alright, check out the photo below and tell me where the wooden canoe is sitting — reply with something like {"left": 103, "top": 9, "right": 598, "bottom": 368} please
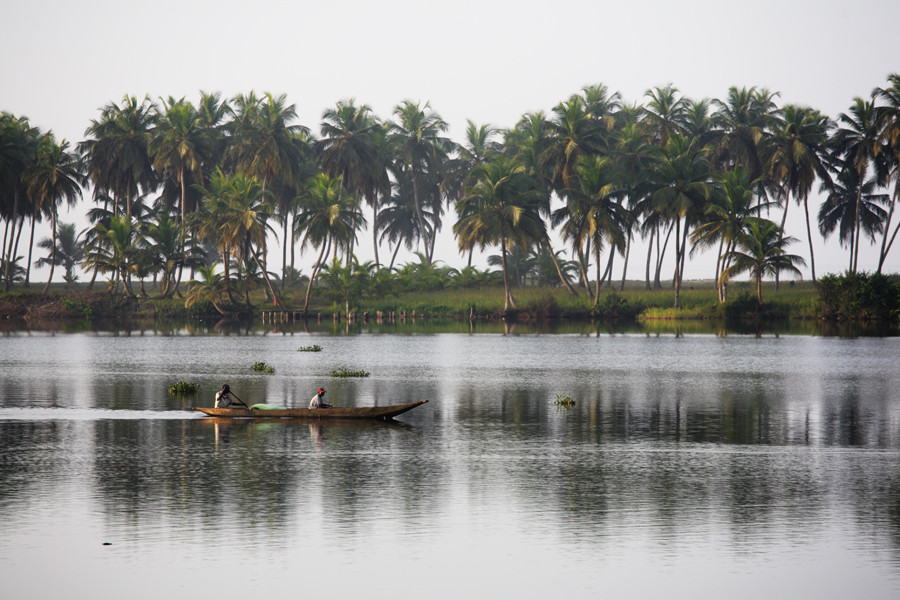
{"left": 192, "top": 400, "right": 428, "bottom": 420}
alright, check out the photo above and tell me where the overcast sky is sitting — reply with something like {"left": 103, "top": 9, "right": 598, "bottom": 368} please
{"left": 4, "top": 0, "right": 900, "bottom": 281}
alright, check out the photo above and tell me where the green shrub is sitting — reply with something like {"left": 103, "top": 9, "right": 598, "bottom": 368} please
{"left": 168, "top": 381, "right": 200, "bottom": 395}
{"left": 330, "top": 367, "right": 369, "bottom": 377}
{"left": 818, "top": 272, "right": 900, "bottom": 321}
{"left": 252, "top": 362, "right": 275, "bottom": 374}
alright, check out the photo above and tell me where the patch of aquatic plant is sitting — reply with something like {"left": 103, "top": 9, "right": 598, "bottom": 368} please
{"left": 637, "top": 306, "right": 707, "bottom": 320}
{"left": 168, "top": 381, "right": 200, "bottom": 395}
{"left": 298, "top": 345, "right": 322, "bottom": 352}
{"left": 252, "top": 361, "right": 275, "bottom": 374}
{"left": 330, "top": 367, "right": 370, "bottom": 378}
{"left": 554, "top": 393, "right": 576, "bottom": 408}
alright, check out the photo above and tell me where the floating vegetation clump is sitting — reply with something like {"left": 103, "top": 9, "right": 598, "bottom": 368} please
{"left": 554, "top": 393, "right": 576, "bottom": 408}
{"left": 252, "top": 362, "right": 275, "bottom": 374}
{"left": 168, "top": 381, "right": 200, "bottom": 395}
{"left": 330, "top": 367, "right": 370, "bottom": 378}
{"left": 298, "top": 345, "right": 322, "bottom": 352}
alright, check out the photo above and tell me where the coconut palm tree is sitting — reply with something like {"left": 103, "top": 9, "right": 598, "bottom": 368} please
{"left": 294, "top": 173, "right": 365, "bottom": 314}
{"left": 80, "top": 95, "right": 157, "bottom": 218}
{"left": 643, "top": 84, "right": 688, "bottom": 147}
{"left": 818, "top": 166, "right": 889, "bottom": 270}
{"left": 317, "top": 100, "right": 382, "bottom": 265}
{"left": 721, "top": 219, "right": 806, "bottom": 305}
{"left": 763, "top": 104, "right": 832, "bottom": 282}
{"left": 27, "top": 137, "right": 86, "bottom": 292}
{"left": 829, "top": 97, "right": 882, "bottom": 272}
{"left": 873, "top": 73, "right": 900, "bottom": 273}
{"left": 35, "top": 221, "right": 83, "bottom": 286}
{"left": 184, "top": 263, "right": 232, "bottom": 316}
{"left": 82, "top": 215, "right": 138, "bottom": 296}
{"left": 561, "top": 155, "right": 627, "bottom": 305}
{"left": 1, "top": 113, "right": 41, "bottom": 290}
{"left": 150, "top": 97, "right": 215, "bottom": 226}
{"left": 453, "top": 157, "right": 546, "bottom": 311}
{"left": 645, "top": 135, "right": 714, "bottom": 307}
{"left": 389, "top": 101, "right": 452, "bottom": 258}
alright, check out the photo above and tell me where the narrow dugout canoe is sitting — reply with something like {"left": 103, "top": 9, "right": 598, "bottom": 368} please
{"left": 192, "top": 400, "right": 428, "bottom": 420}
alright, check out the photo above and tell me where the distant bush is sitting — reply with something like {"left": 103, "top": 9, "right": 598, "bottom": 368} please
{"left": 168, "top": 381, "right": 199, "bottom": 395}
{"left": 818, "top": 272, "right": 900, "bottom": 321}
{"left": 252, "top": 362, "right": 275, "bottom": 374}
{"left": 298, "top": 345, "right": 322, "bottom": 352}
{"left": 330, "top": 367, "right": 369, "bottom": 377}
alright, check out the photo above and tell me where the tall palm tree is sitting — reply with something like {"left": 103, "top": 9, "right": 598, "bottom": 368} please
{"left": 541, "top": 94, "right": 605, "bottom": 191}
{"left": 294, "top": 173, "right": 365, "bottom": 314}
{"left": 317, "top": 100, "right": 381, "bottom": 265}
{"left": 389, "top": 100, "right": 452, "bottom": 259}
{"left": 1, "top": 113, "right": 41, "bottom": 290}
{"left": 721, "top": 219, "right": 806, "bottom": 305}
{"left": 453, "top": 157, "right": 546, "bottom": 311}
{"left": 710, "top": 86, "right": 778, "bottom": 181}
{"left": 818, "top": 166, "right": 889, "bottom": 270}
{"left": 643, "top": 84, "right": 688, "bottom": 147}
{"left": 763, "top": 104, "right": 832, "bottom": 282}
{"left": 82, "top": 215, "right": 138, "bottom": 296}
{"left": 27, "top": 137, "right": 86, "bottom": 292}
{"left": 645, "top": 135, "right": 714, "bottom": 307}
{"left": 80, "top": 95, "right": 157, "bottom": 218}
{"left": 830, "top": 97, "right": 882, "bottom": 272}
{"left": 150, "top": 97, "right": 214, "bottom": 226}
{"left": 562, "top": 155, "right": 627, "bottom": 305}
{"left": 872, "top": 73, "right": 900, "bottom": 272}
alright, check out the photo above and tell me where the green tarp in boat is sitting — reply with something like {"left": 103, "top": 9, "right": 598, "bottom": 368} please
{"left": 249, "top": 404, "right": 284, "bottom": 410}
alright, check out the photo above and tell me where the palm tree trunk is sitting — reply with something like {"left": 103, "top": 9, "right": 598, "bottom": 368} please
{"left": 411, "top": 173, "right": 429, "bottom": 254}
{"left": 593, "top": 239, "right": 602, "bottom": 307}
{"left": 500, "top": 236, "right": 516, "bottom": 311}
{"left": 673, "top": 219, "right": 682, "bottom": 308}
{"left": 25, "top": 216, "right": 36, "bottom": 288}
{"left": 645, "top": 227, "right": 655, "bottom": 290}
{"left": 302, "top": 241, "right": 329, "bottom": 315}
{"left": 42, "top": 212, "right": 58, "bottom": 294}
{"left": 620, "top": 231, "right": 632, "bottom": 291}
{"left": 876, "top": 184, "right": 898, "bottom": 274}
{"left": 802, "top": 196, "right": 816, "bottom": 282}
{"left": 4, "top": 191, "right": 19, "bottom": 291}
{"left": 372, "top": 202, "right": 380, "bottom": 269}
{"left": 282, "top": 217, "right": 289, "bottom": 291}
{"left": 251, "top": 246, "right": 284, "bottom": 311}
{"left": 544, "top": 237, "right": 576, "bottom": 295}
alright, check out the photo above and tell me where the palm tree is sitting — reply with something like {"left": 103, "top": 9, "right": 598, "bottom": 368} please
{"left": 82, "top": 215, "right": 138, "bottom": 296}
{"left": 317, "top": 100, "right": 381, "bottom": 265}
{"left": 541, "top": 94, "right": 606, "bottom": 191}
{"left": 184, "top": 263, "right": 232, "bottom": 316}
{"left": 294, "top": 173, "right": 365, "bottom": 314}
{"left": 829, "top": 97, "right": 882, "bottom": 272}
{"left": 27, "top": 137, "right": 86, "bottom": 292}
{"left": 710, "top": 86, "right": 778, "bottom": 180}
{"left": 35, "top": 221, "right": 82, "bottom": 286}
{"left": 645, "top": 135, "right": 714, "bottom": 307}
{"left": 763, "top": 104, "right": 832, "bottom": 282}
{"left": 150, "top": 97, "right": 215, "bottom": 226}
{"left": 818, "top": 166, "right": 889, "bottom": 270}
{"left": 721, "top": 219, "right": 806, "bottom": 305}
{"left": 643, "top": 84, "right": 688, "bottom": 147}
{"left": 1, "top": 113, "right": 41, "bottom": 290}
{"left": 872, "top": 73, "right": 900, "bottom": 272}
{"left": 691, "top": 167, "right": 775, "bottom": 301}
{"left": 389, "top": 101, "right": 452, "bottom": 258}
{"left": 80, "top": 95, "right": 157, "bottom": 218}
{"left": 453, "top": 157, "right": 546, "bottom": 311}
{"left": 561, "top": 155, "right": 627, "bottom": 305}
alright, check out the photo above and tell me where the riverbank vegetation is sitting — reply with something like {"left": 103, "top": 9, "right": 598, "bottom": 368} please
{"left": 3, "top": 76, "right": 900, "bottom": 324}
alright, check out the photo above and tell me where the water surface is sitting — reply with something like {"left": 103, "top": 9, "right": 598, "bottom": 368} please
{"left": 1, "top": 325, "right": 898, "bottom": 599}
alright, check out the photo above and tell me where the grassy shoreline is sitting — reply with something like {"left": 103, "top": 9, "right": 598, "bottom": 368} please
{"left": 0, "top": 279, "right": 822, "bottom": 323}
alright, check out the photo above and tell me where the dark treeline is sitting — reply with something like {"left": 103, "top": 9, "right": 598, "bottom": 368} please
{"left": 3, "top": 76, "right": 900, "bottom": 315}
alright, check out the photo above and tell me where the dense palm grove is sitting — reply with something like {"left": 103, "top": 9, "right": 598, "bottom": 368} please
{"left": 3, "top": 76, "right": 900, "bottom": 314}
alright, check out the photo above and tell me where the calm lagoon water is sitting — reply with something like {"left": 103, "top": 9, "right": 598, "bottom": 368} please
{"left": 1, "top": 321, "right": 899, "bottom": 599}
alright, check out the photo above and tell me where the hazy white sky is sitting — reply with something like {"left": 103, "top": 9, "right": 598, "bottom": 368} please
{"left": 4, "top": 0, "right": 900, "bottom": 280}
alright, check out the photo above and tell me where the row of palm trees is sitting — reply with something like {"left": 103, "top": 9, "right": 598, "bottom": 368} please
{"left": 3, "top": 75, "right": 900, "bottom": 311}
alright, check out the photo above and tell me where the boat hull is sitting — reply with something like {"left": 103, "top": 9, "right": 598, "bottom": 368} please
{"left": 192, "top": 400, "right": 428, "bottom": 420}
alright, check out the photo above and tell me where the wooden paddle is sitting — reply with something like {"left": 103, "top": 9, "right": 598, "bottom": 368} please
{"left": 229, "top": 391, "right": 250, "bottom": 409}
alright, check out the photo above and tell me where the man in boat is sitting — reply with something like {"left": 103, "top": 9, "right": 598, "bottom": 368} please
{"left": 309, "top": 387, "right": 332, "bottom": 409}
{"left": 215, "top": 384, "right": 248, "bottom": 408}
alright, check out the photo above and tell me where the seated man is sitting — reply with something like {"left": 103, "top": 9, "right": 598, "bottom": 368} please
{"left": 309, "top": 387, "right": 332, "bottom": 409}
{"left": 215, "top": 384, "right": 247, "bottom": 408}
